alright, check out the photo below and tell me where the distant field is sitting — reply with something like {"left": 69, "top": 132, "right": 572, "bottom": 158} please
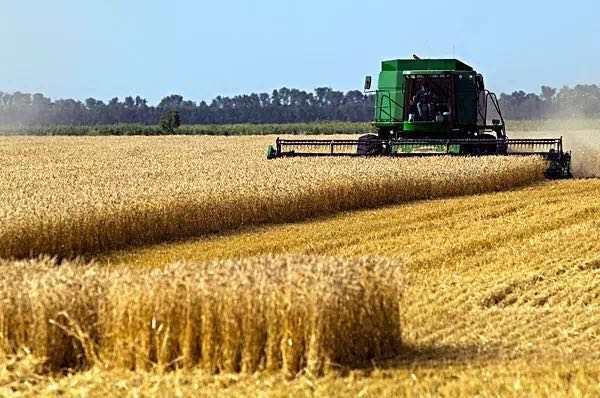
{"left": 0, "top": 118, "right": 598, "bottom": 136}
{"left": 0, "top": 122, "right": 372, "bottom": 136}
{"left": 507, "top": 118, "right": 600, "bottom": 131}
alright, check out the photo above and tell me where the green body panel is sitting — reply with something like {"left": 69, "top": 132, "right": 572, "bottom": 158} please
{"left": 393, "top": 143, "right": 462, "bottom": 154}
{"left": 453, "top": 72, "right": 478, "bottom": 124}
{"left": 403, "top": 121, "right": 450, "bottom": 133}
{"left": 374, "top": 58, "right": 477, "bottom": 132}
{"left": 375, "top": 70, "right": 404, "bottom": 123}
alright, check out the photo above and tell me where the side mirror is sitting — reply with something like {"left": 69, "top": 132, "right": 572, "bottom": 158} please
{"left": 364, "top": 75, "right": 372, "bottom": 91}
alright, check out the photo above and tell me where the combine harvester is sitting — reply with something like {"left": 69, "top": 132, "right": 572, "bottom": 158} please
{"left": 267, "top": 56, "right": 572, "bottom": 178}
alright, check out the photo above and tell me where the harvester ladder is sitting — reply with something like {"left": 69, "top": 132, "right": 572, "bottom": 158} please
{"left": 375, "top": 90, "right": 404, "bottom": 123}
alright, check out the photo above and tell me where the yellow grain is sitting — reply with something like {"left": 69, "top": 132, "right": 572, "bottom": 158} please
{"left": 0, "top": 256, "right": 402, "bottom": 376}
{"left": 0, "top": 135, "right": 546, "bottom": 259}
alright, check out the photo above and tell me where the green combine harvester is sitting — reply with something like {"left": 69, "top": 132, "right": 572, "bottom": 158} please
{"left": 267, "top": 56, "right": 572, "bottom": 178}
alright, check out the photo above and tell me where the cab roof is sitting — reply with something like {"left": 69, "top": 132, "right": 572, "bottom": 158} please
{"left": 382, "top": 58, "right": 474, "bottom": 72}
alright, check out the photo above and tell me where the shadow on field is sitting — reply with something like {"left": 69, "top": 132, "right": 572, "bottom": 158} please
{"left": 394, "top": 343, "right": 494, "bottom": 366}
{"left": 333, "top": 343, "right": 494, "bottom": 376}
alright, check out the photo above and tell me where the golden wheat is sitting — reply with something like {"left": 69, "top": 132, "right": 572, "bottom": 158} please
{"left": 97, "top": 178, "right": 600, "bottom": 396}
{"left": 0, "top": 135, "right": 546, "bottom": 259}
{"left": 0, "top": 255, "right": 402, "bottom": 376}
{"left": 0, "top": 134, "right": 591, "bottom": 396}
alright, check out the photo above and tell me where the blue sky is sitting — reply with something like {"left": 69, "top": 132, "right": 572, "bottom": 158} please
{"left": 1, "top": 0, "right": 598, "bottom": 104}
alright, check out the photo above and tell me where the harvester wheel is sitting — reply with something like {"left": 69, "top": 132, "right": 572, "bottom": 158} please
{"left": 357, "top": 134, "right": 383, "bottom": 155}
{"left": 266, "top": 145, "right": 277, "bottom": 159}
{"left": 470, "top": 134, "right": 498, "bottom": 155}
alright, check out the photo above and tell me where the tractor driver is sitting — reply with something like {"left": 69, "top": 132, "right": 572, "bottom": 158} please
{"left": 415, "top": 83, "right": 429, "bottom": 101}
{"left": 408, "top": 96, "right": 418, "bottom": 121}
{"left": 416, "top": 83, "right": 436, "bottom": 121}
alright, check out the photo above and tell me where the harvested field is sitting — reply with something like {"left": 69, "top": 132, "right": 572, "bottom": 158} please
{"left": 3, "top": 359, "right": 600, "bottom": 397}
{"left": 100, "top": 178, "right": 600, "bottom": 397}
{"left": 0, "top": 256, "right": 402, "bottom": 376}
{"left": 0, "top": 136, "right": 545, "bottom": 259}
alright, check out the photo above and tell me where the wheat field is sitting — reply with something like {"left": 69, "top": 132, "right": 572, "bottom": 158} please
{"left": 2, "top": 178, "right": 600, "bottom": 397}
{"left": 100, "top": 178, "right": 600, "bottom": 397}
{"left": 0, "top": 136, "right": 545, "bottom": 259}
{"left": 0, "top": 132, "right": 599, "bottom": 397}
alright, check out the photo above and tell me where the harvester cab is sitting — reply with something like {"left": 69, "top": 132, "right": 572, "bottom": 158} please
{"left": 266, "top": 57, "right": 572, "bottom": 179}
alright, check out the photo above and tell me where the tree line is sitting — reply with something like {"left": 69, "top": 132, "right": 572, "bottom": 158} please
{"left": 0, "top": 88, "right": 373, "bottom": 126}
{"left": 498, "top": 85, "right": 600, "bottom": 119}
{"left": 0, "top": 84, "right": 598, "bottom": 126}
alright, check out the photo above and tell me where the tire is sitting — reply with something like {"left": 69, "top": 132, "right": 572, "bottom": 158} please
{"left": 470, "top": 133, "right": 499, "bottom": 155}
{"left": 357, "top": 134, "right": 383, "bottom": 155}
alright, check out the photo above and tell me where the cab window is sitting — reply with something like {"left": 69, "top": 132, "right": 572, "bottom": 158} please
{"left": 405, "top": 75, "right": 452, "bottom": 122}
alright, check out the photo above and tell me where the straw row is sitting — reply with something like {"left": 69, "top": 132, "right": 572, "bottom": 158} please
{"left": 0, "top": 256, "right": 403, "bottom": 376}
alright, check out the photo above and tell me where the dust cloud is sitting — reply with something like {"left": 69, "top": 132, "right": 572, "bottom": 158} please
{"left": 512, "top": 125, "right": 600, "bottom": 178}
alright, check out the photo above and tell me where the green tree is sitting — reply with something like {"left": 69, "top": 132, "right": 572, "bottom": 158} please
{"left": 541, "top": 86, "right": 556, "bottom": 102}
{"left": 159, "top": 109, "right": 181, "bottom": 133}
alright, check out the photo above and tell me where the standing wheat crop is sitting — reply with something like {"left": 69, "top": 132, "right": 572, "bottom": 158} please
{"left": 0, "top": 255, "right": 403, "bottom": 376}
{"left": 0, "top": 136, "right": 546, "bottom": 259}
